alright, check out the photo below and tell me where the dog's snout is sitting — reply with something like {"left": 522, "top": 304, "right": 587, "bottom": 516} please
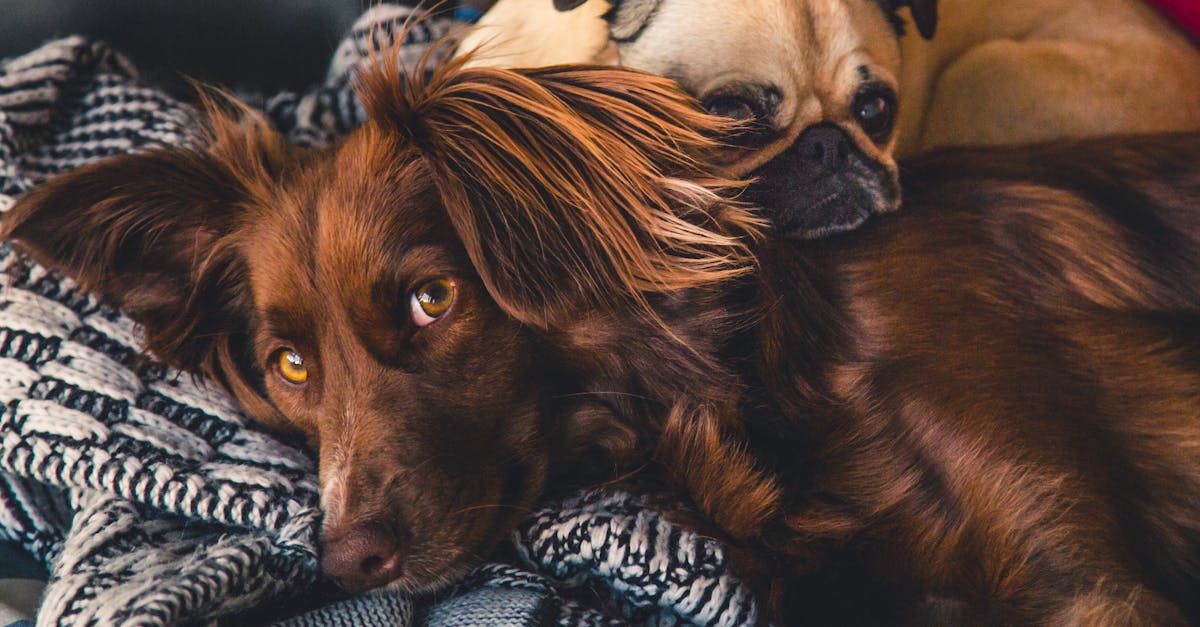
{"left": 749, "top": 122, "right": 898, "bottom": 240}
{"left": 321, "top": 522, "right": 407, "bottom": 591}
{"left": 796, "top": 124, "right": 851, "bottom": 176}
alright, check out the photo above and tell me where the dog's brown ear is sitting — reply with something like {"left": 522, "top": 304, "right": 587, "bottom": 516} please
{"left": 1, "top": 95, "right": 284, "bottom": 391}
{"left": 360, "top": 57, "right": 763, "bottom": 328}
{"left": 605, "top": 0, "right": 660, "bottom": 42}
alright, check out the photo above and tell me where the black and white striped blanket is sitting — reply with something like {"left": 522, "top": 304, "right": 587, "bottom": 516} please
{"left": 0, "top": 5, "right": 764, "bottom": 626}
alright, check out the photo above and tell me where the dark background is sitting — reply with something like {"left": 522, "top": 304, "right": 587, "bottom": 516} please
{"left": 0, "top": 1, "right": 375, "bottom": 95}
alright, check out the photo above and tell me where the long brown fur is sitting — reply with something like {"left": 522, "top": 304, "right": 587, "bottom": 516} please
{"left": 357, "top": 45, "right": 763, "bottom": 328}
{"left": 710, "top": 133, "right": 1200, "bottom": 624}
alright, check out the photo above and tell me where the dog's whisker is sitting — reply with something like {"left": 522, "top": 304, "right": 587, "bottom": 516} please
{"left": 447, "top": 503, "right": 533, "bottom": 517}
{"left": 552, "top": 391, "right": 656, "bottom": 402}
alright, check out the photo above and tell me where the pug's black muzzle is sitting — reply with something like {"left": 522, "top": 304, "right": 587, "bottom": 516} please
{"left": 749, "top": 123, "right": 899, "bottom": 240}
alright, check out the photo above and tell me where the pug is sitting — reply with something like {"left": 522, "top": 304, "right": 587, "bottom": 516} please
{"left": 457, "top": 0, "right": 1200, "bottom": 239}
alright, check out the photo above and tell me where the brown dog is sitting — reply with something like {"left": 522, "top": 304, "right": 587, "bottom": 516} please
{"left": 458, "top": 0, "right": 1200, "bottom": 240}
{"left": 0, "top": 58, "right": 772, "bottom": 593}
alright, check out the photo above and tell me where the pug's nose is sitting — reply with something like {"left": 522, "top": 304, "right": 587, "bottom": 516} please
{"left": 795, "top": 124, "right": 851, "bottom": 175}
{"left": 321, "top": 521, "right": 406, "bottom": 591}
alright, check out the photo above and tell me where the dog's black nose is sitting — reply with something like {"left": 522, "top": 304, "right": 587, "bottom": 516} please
{"left": 795, "top": 124, "right": 851, "bottom": 177}
{"left": 321, "top": 521, "right": 407, "bottom": 591}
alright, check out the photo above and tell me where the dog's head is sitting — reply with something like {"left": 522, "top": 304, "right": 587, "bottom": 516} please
{"left": 462, "top": 0, "right": 938, "bottom": 238}
{"left": 1, "top": 58, "right": 757, "bottom": 592}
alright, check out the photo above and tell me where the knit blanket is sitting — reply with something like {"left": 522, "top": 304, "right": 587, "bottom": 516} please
{"left": 0, "top": 5, "right": 764, "bottom": 627}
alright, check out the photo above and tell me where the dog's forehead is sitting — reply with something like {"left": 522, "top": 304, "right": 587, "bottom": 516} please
{"left": 616, "top": 0, "right": 898, "bottom": 99}
{"left": 245, "top": 136, "right": 451, "bottom": 299}
{"left": 315, "top": 132, "right": 448, "bottom": 241}
{"left": 616, "top": 0, "right": 795, "bottom": 91}
{"left": 612, "top": 0, "right": 900, "bottom": 173}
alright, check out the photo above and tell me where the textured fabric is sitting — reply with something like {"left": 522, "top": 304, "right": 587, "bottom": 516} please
{"left": 427, "top": 585, "right": 549, "bottom": 627}
{"left": 0, "top": 5, "right": 767, "bottom": 626}
{"left": 432, "top": 588, "right": 548, "bottom": 626}
{"left": 519, "top": 492, "right": 762, "bottom": 627}
{"left": 430, "top": 564, "right": 628, "bottom": 627}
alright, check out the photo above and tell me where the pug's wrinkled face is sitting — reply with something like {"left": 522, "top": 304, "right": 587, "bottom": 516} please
{"left": 609, "top": 0, "right": 904, "bottom": 238}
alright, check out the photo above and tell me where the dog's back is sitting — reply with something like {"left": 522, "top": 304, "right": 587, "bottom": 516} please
{"left": 745, "top": 132, "right": 1200, "bottom": 623}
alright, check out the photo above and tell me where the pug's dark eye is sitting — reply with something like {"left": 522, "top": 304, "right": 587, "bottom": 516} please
{"left": 852, "top": 87, "right": 897, "bottom": 144}
{"left": 701, "top": 85, "right": 780, "bottom": 147}
{"left": 704, "top": 96, "right": 760, "bottom": 123}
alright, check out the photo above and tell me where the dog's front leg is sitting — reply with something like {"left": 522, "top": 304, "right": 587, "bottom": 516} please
{"left": 653, "top": 396, "right": 783, "bottom": 538}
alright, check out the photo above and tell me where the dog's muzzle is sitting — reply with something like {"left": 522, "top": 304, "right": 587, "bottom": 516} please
{"left": 749, "top": 123, "right": 899, "bottom": 240}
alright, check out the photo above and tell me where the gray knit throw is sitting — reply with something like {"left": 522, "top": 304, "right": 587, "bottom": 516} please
{"left": 0, "top": 5, "right": 764, "bottom": 626}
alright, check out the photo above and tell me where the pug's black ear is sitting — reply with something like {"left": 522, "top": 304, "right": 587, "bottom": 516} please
{"left": 606, "top": 0, "right": 660, "bottom": 42}
{"left": 879, "top": 0, "right": 937, "bottom": 39}
{"left": 905, "top": 0, "right": 938, "bottom": 39}
{"left": 553, "top": 0, "right": 591, "bottom": 9}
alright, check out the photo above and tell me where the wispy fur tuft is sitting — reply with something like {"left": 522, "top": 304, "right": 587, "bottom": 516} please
{"left": 356, "top": 35, "right": 764, "bottom": 327}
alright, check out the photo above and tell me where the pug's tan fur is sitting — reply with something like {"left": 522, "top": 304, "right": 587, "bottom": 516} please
{"left": 897, "top": 0, "right": 1200, "bottom": 152}
{"left": 459, "top": 0, "right": 1200, "bottom": 171}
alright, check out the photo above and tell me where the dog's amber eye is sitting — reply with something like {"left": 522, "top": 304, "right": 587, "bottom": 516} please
{"left": 411, "top": 278, "right": 456, "bottom": 327}
{"left": 852, "top": 87, "right": 897, "bottom": 144}
{"left": 275, "top": 349, "right": 308, "bottom": 384}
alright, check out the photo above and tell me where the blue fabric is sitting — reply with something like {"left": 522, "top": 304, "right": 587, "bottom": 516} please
{"left": 0, "top": 540, "right": 46, "bottom": 580}
{"left": 1, "top": 540, "right": 43, "bottom": 627}
{"left": 427, "top": 587, "right": 549, "bottom": 627}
